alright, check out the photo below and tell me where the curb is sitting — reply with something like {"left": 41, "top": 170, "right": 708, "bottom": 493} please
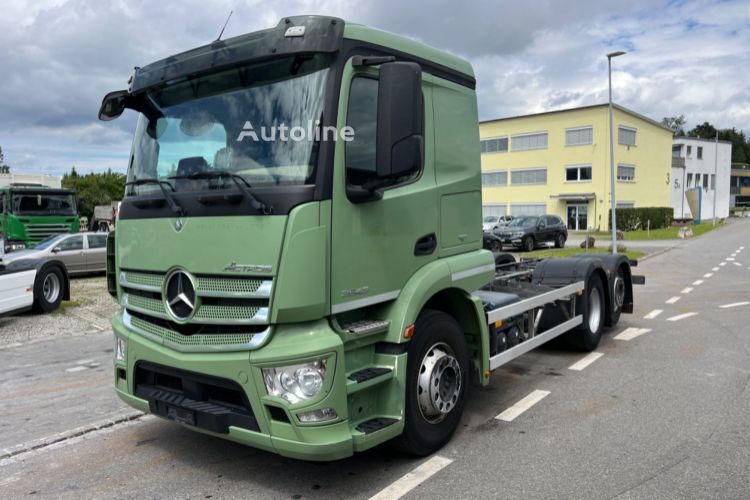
{"left": 1, "top": 411, "right": 144, "bottom": 461}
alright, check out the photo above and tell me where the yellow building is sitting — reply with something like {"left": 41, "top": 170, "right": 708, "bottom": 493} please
{"left": 480, "top": 104, "right": 673, "bottom": 231}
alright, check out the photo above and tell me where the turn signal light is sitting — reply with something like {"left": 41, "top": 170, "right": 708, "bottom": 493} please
{"left": 404, "top": 324, "right": 415, "bottom": 339}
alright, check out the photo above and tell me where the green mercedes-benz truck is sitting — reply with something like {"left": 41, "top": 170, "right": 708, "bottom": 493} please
{"left": 0, "top": 183, "right": 81, "bottom": 251}
{"left": 101, "top": 16, "right": 641, "bottom": 461}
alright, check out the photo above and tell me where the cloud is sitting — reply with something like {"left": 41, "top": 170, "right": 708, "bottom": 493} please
{"left": 0, "top": 0, "right": 748, "bottom": 175}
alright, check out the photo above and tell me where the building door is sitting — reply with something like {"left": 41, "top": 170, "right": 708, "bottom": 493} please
{"left": 567, "top": 204, "right": 588, "bottom": 231}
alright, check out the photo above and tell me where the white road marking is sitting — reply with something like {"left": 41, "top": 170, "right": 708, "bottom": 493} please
{"left": 704, "top": 273, "right": 713, "bottom": 278}
{"left": 712, "top": 267, "right": 719, "bottom": 271}
{"left": 496, "top": 390, "right": 551, "bottom": 422}
{"left": 64, "top": 366, "right": 87, "bottom": 373}
{"left": 692, "top": 280, "right": 704, "bottom": 286}
{"left": 667, "top": 312, "right": 698, "bottom": 322}
{"left": 369, "top": 456, "right": 453, "bottom": 500}
{"left": 666, "top": 296, "right": 681, "bottom": 304}
{"left": 75, "top": 359, "right": 95, "bottom": 365}
{"left": 740, "top": 246, "right": 745, "bottom": 250}
{"left": 568, "top": 352, "right": 604, "bottom": 371}
{"left": 726, "top": 257, "right": 735, "bottom": 261}
{"left": 719, "top": 302, "right": 750, "bottom": 309}
{"left": 719, "top": 262, "right": 727, "bottom": 267}
{"left": 644, "top": 309, "right": 663, "bottom": 319}
{"left": 733, "top": 262, "right": 743, "bottom": 267}
{"left": 681, "top": 287, "right": 694, "bottom": 294}
{"left": 614, "top": 327, "right": 651, "bottom": 341}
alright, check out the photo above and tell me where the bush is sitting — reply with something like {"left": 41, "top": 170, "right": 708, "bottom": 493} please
{"left": 609, "top": 207, "right": 673, "bottom": 231}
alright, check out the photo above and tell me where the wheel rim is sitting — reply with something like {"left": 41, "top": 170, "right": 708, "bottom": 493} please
{"left": 43, "top": 273, "right": 61, "bottom": 303}
{"left": 613, "top": 275, "right": 625, "bottom": 309}
{"left": 588, "top": 287, "right": 602, "bottom": 332}
{"left": 558, "top": 235, "right": 564, "bottom": 246}
{"left": 417, "top": 342, "right": 462, "bottom": 424}
{"left": 525, "top": 238, "right": 533, "bottom": 251}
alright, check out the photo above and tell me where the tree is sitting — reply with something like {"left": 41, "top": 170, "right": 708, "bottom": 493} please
{"left": 62, "top": 167, "right": 126, "bottom": 222}
{"left": 0, "top": 146, "right": 10, "bottom": 173}
{"left": 661, "top": 115, "right": 686, "bottom": 136}
{"left": 689, "top": 121, "right": 717, "bottom": 140}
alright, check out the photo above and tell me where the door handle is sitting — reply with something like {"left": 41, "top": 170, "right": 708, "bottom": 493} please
{"left": 414, "top": 233, "right": 437, "bottom": 256}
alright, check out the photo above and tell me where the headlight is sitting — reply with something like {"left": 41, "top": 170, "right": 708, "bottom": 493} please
{"left": 512, "top": 231, "right": 525, "bottom": 238}
{"left": 262, "top": 359, "right": 327, "bottom": 404}
{"left": 8, "top": 241, "right": 26, "bottom": 251}
{"left": 114, "top": 336, "right": 126, "bottom": 362}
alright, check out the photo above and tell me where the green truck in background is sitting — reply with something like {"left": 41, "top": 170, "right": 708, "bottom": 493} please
{"left": 0, "top": 181, "right": 81, "bottom": 251}
{"left": 100, "top": 16, "right": 641, "bottom": 461}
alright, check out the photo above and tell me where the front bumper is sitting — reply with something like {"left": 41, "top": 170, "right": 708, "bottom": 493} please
{"left": 112, "top": 310, "right": 354, "bottom": 461}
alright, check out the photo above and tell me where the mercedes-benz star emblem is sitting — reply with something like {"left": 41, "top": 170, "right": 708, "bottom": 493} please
{"left": 164, "top": 269, "right": 197, "bottom": 321}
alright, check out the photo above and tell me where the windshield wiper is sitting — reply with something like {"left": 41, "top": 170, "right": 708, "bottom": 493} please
{"left": 125, "top": 178, "right": 184, "bottom": 217}
{"left": 169, "top": 171, "right": 272, "bottom": 214}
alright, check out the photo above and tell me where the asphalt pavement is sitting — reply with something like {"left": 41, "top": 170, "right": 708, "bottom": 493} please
{"left": 1, "top": 219, "right": 748, "bottom": 499}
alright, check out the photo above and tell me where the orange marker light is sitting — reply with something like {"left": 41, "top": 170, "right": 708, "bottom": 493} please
{"left": 484, "top": 370, "right": 490, "bottom": 379}
{"left": 404, "top": 324, "right": 415, "bottom": 339}
{"left": 494, "top": 320, "right": 503, "bottom": 329}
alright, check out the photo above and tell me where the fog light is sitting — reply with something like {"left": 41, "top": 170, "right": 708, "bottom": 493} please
{"left": 262, "top": 359, "right": 327, "bottom": 404}
{"left": 114, "top": 336, "right": 126, "bottom": 362}
{"left": 297, "top": 407, "right": 338, "bottom": 423}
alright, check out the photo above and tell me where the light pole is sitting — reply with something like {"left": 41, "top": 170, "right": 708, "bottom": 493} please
{"left": 607, "top": 50, "right": 626, "bottom": 254}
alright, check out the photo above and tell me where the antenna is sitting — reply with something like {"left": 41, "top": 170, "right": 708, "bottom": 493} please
{"left": 215, "top": 10, "right": 233, "bottom": 42}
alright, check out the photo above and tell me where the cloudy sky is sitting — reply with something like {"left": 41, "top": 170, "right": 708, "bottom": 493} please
{"left": 1, "top": 0, "right": 748, "bottom": 175}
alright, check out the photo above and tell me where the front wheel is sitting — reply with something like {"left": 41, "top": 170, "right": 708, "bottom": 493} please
{"left": 554, "top": 233, "right": 566, "bottom": 248}
{"left": 33, "top": 266, "right": 64, "bottom": 314}
{"left": 490, "top": 239, "right": 502, "bottom": 252}
{"left": 393, "top": 310, "right": 468, "bottom": 456}
{"left": 566, "top": 274, "right": 605, "bottom": 351}
{"left": 523, "top": 236, "right": 535, "bottom": 252}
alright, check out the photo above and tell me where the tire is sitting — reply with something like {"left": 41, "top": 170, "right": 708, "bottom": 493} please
{"left": 393, "top": 310, "right": 468, "bottom": 456}
{"left": 608, "top": 266, "right": 625, "bottom": 327}
{"left": 566, "top": 274, "right": 605, "bottom": 351}
{"left": 523, "top": 236, "right": 535, "bottom": 252}
{"left": 32, "top": 266, "right": 65, "bottom": 314}
{"left": 490, "top": 240, "right": 502, "bottom": 252}
{"left": 554, "top": 233, "right": 566, "bottom": 249}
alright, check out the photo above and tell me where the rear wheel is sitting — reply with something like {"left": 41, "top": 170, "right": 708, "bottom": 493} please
{"left": 489, "top": 239, "right": 502, "bottom": 252}
{"left": 608, "top": 266, "right": 626, "bottom": 327}
{"left": 33, "top": 266, "right": 64, "bottom": 314}
{"left": 523, "top": 236, "right": 535, "bottom": 252}
{"left": 554, "top": 233, "right": 566, "bottom": 248}
{"left": 393, "top": 310, "right": 468, "bottom": 456}
{"left": 566, "top": 274, "right": 605, "bottom": 351}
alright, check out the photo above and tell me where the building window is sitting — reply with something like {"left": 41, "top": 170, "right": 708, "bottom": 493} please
{"left": 703, "top": 175, "right": 709, "bottom": 190}
{"left": 686, "top": 145, "right": 692, "bottom": 157}
{"left": 483, "top": 204, "right": 507, "bottom": 218}
{"left": 510, "top": 203, "right": 546, "bottom": 217}
{"left": 711, "top": 174, "right": 716, "bottom": 190}
{"left": 695, "top": 174, "right": 701, "bottom": 187}
{"left": 511, "top": 168, "right": 547, "bottom": 185}
{"left": 697, "top": 146, "right": 703, "bottom": 159}
{"left": 481, "top": 170, "right": 508, "bottom": 186}
{"left": 617, "top": 164, "right": 636, "bottom": 182}
{"left": 480, "top": 137, "right": 508, "bottom": 154}
{"left": 565, "top": 165, "right": 592, "bottom": 182}
{"left": 617, "top": 201, "right": 635, "bottom": 208}
{"left": 565, "top": 127, "right": 593, "bottom": 146}
{"left": 687, "top": 173, "right": 693, "bottom": 186}
{"left": 672, "top": 145, "right": 682, "bottom": 158}
{"left": 511, "top": 132, "right": 548, "bottom": 151}
{"left": 618, "top": 126, "right": 637, "bottom": 146}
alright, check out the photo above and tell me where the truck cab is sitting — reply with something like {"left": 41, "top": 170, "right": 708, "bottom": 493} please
{"left": 0, "top": 184, "right": 81, "bottom": 251}
{"left": 101, "top": 16, "right": 636, "bottom": 461}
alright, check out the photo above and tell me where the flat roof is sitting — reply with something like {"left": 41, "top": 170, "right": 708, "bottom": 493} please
{"left": 673, "top": 136, "right": 733, "bottom": 145}
{"left": 480, "top": 103, "right": 673, "bottom": 133}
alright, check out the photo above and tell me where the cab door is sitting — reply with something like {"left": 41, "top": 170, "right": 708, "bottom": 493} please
{"left": 329, "top": 61, "right": 437, "bottom": 315}
{"left": 85, "top": 234, "right": 107, "bottom": 272}
{"left": 53, "top": 234, "right": 85, "bottom": 274}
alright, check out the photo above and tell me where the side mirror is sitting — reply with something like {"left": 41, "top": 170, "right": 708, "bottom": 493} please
{"left": 376, "top": 62, "right": 423, "bottom": 179}
{"left": 98, "top": 90, "right": 129, "bottom": 121}
{"left": 51, "top": 247, "right": 61, "bottom": 254}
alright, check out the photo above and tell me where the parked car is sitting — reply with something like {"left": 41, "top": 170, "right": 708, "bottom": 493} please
{"left": 0, "top": 257, "right": 70, "bottom": 316}
{"left": 493, "top": 214, "right": 567, "bottom": 252}
{"left": 2, "top": 232, "right": 107, "bottom": 275}
{"left": 482, "top": 214, "right": 514, "bottom": 233}
{"left": 482, "top": 231, "right": 503, "bottom": 252}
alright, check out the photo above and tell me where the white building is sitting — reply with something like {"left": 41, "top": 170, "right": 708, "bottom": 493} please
{"left": 671, "top": 137, "right": 731, "bottom": 220}
{"left": 0, "top": 172, "right": 62, "bottom": 189}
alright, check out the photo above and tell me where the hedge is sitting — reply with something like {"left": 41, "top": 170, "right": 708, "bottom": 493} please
{"left": 608, "top": 207, "right": 674, "bottom": 231}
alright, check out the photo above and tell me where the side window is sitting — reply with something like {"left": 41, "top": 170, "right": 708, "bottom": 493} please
{"left": 345, "top": 77, "right": 379, "bottom": 186}
{"left": 58, "top": 235, "right": 83, "bottom": 251}
{"left": 87, "top": 234, "right": 107, "bottom": 249}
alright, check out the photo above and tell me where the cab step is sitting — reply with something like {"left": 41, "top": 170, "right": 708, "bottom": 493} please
{"left": 355, "top": 417, "right": 399, "bottom": 434}
{"left": 348, "top": 367, "right": 392, "bottom": 383}
{"left": 346, "top": 366, "right": 394, "bottom": 394}
{"left": 340, "top": 319, "right": 390, "bottom": 337}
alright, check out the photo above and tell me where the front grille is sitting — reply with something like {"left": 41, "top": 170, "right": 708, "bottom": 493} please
{"left": 26, "top": 223, "right": 72, "bottom": 242}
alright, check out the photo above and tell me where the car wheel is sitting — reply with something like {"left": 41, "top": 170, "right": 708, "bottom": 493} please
{"left": 32, "top": 266, "right": 64, "bottom": 314}
{"left": 393, "top": 310, "right": 468, "bottom": 456}
{"left": 555, "top": 233, "right": 566, "bottom": 248}
{"left": 566, "top": 274, "right": 605, "bottom": 351}
{"left": 490, "top": 240, "right": 502, "bottom": 252}
{"left": 523, "top": 236, "right": 535, "bottom": 252}
{"left": 608, "top": 266, "right": 626, "bottom": 327}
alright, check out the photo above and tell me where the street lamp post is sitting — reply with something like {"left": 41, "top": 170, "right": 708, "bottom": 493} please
{"left": 607, "top": 50, "right": 626, "bottom": 254}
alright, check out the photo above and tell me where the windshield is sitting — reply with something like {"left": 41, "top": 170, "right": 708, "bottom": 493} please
{"left": 32, "top": 234, "right": 65, "bottom": 250}
{"left": 508, "top": 216, "right": 538, "bottom": 228}
{"left": 11, "top": 192, "right": 76, "bottom": 216}
{"left": 127, "top": 54, "right": 331, "bottom": 196}
{"left": 483, "top": 216, "right": 498, "bottom": 223}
